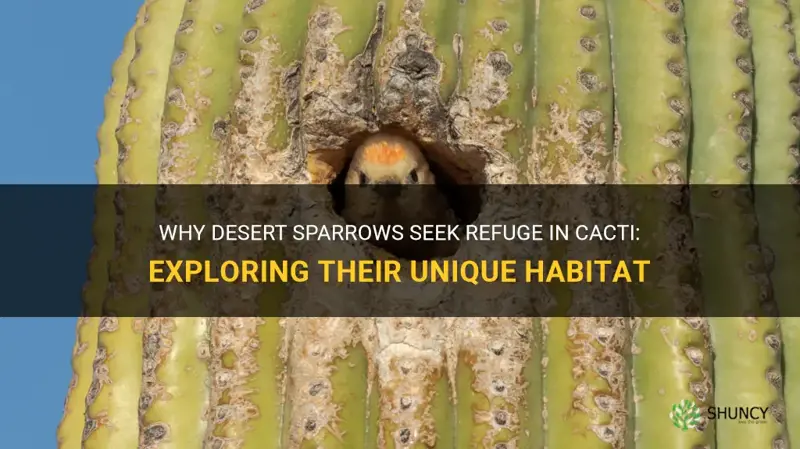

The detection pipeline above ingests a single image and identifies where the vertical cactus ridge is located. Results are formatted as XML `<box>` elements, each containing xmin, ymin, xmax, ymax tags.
<box><xmin>453</xmin><ymin>318</ymin><xmax>540</xmax><ymax>449</ymax></box>
<box><xmin>317</xmin><ymin>0</ymin><xmax>381</xmax><ymax>61</ymax></box>
<box><xmin>205</xmin><ymin>207</ymin><xmax>289</xmax><ymax>449</ymax></box>
<box><xmin>117</xmin><ymin>0</ymin><xmax>187</xmax><ymax>183</ymax></box>
<box><xmin>205</xmin><ymin>314</ymin><xmax>287</xmax><ymax>449</ymax></box>
<box><xmin>419</xmin><ymin>0</ymin><xmax>462</xmax><ymax>101</ymax></box>
<box><xmin>607</xmin><ymin>3</ymin><xmax>715</xmax><ymax>449</ymax></box>
<box><xmin>607</xmin><ymin>0</ymin><xmax>689</xmax><ymax>184</ymax></box>
<box><xmin>205</xmin><ymin>317</ymin><xmax>285</xmax><ymax>449</ymax></box>
<box><xmin>447</xmin><ymin>0</ymin><xmax>540</xmax><ymax>435</ymax></box>
<box><xmin>457</xmin><ymin>0</ymin><xmax>536</xmax><ymax>161</ymax></box>
<box><xmin>300</xmin><ymin>0</ymin><xmax>380</xmax><ymax>182</ymax></box>
<box><xmin>684</xmin><ymin>0</ymin><xmax>753</xmax><ymax>183</ymax></box>
<box><xmin>710</xmin><ymin>319</ymin><xmax>785</xmax><ymax>448</ymax></box>
<box><xmin>138</xmin><ymin>318</ymin><xmax>212</xmax><ymax>449</ymax></box>
<box><xmin>83</xmin><ymin>318</ymin><xmax>148</xmax><ymax>449</ymax></box>
<box><xmin>158</xmin><ymin>0</ymin><xmax>249</xmax><ymax>184</ymax></box>
<box><xmin>685</xmin><ymin>2</ymin><xmax>787</xmax><ymax>449</ymax></box>
<box><xmin>541</xmin><ymin>317</ymin><xmax>629</xmax><ymax>449</ymax></box>
<box><xmin>95</xmin><ymin>0</ymin><xmax>146</xmax><ymax>185</ymax></box>
<box><xmin>204</xmin><ymin>0</ymin><xmax>316</xmax><ymax>433</ymax></box>
<box><xmin>57</xmin><ymin>4</ymin><xmax>149</xmax><ymax>448</ymax></box>
<box><xmin>373</xmin><ymin>318</ymin><xmax>452</xmax><ymax>449</ymax></box>
<box><xmin>58</xmin><ymin>318</ymin><xmax>102</xmax><ymax>449</ymax></box>
<box><xmin>328</xmin><ymin>342</ymin><xmax>373</xmax><ymax>448</ymax></box>
<box><xmin>280</xmin><ymin>319</ymin><xmax>373</xmax><ymax>449</ymax></box>
<box><xmin>532</xmin><ymin>3</ymin><xmax>626</xmax><ymax>449</ymax></box>
<box><xmin>222</xmin><ymin>0</ymin><xmax>314</xmax><ymax>183</ymax></box>
<box><xmin>750</xmin><ymin>0</ymin><xmax>800</xmax><ymax>185</ymax></box>
<box><xmin>205</xmin><ymin>1</ymin><xmax>314</xmax><ymax>445</ymax></box>
<box><xmin>141</xmin><ymin>2</ymin><xmax>250</xmax><ymax>448</ymax></box>
<box><xmin>530</xmin><ymin>0</ymin><xmax>614</xmax><ymax>183</ymax></box>
<box><xmin>750</xmin><ymin>0</ymin><xmax>800</xmax><ymax>445</ymax></box>
<box><xmin>83</xmin><ymin>2</ymin><xmax>187</xmax><ymax>448</ymax></box>
<box><xmin>629</xmin><ymin>318</ymin><xmax>714</xmax><ymax>449</ymax></box>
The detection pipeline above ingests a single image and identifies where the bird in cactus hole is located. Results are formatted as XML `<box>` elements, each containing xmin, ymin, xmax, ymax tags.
<box><xmin>342</xmin><ymin>133</ymin><xmax>459</xmax><ymax>259</ymax></box>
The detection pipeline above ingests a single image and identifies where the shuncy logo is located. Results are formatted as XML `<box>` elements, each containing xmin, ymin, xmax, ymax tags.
<box><xmin>670</xmin><ymin>399</ymin><xmax>771</xmax><ymax>431</ymax></box>
<box><xmin>670</xmin><ymin>399</ymin><xmax>702</xmax><ymax>431</ymax></box>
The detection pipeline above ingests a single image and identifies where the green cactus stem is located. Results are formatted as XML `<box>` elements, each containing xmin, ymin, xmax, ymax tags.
<box><xmin>530</xmin><ymin>0</ymin><xmax>614</xmax><ymax>184</ymax></box>
<box><xmin>607</xmin><ymin>2</ymin><xmax>715</xmax><ymax>449</ymax></box>
<box><xmin>138</xmin><ymin>1</ymin><xmax>251</xmax><ymax>448</ymax></box>
<box><xmin>454</xmin><ymin>318</ymin><xmax>541</xmax><ymax>449</ymax></box>
<box><xmin>205</xmin><ymin>206</ymin><xmax>290</xmax><ymax>449</ymax></box>
<box><xmin>685</xmin><ymin>1</ymin><xmax>787</xmax><ymax>448</ymax></box>
<box><xmin>447</xmin><ymin>1</ymin><xmax>540</xmax><ymax>446</ymax></box>
<box><xmin>56</xmin><ymin>3</ymin><xmax>148</xmax><ymax>448</ymax></box>
<box><xmin>221</xmin><ymin>0</ymin><xmax>314</xmax><ymax>183</ymax></box>
<box><xmin>60</xmin><ymin>1</ymin><xmax>800</xmax><ymax>448</ymax></box>
<box><xmin>373</xmin><ymin>318</ymin><xmax>453</xmax><ymax>449</ymax></box>
<box><xmin>81</xmin><ymin>1</ymin><xmax>187</xmax><ymax>448</ymax></box>
<box><xmin>280</xmin><ymin>319</ymin><xmax>373</xmax><ymax>449</ymax></box>
<box><xmin>608</xmin><ymin>0</ymin><xmax>689</xmax><ymax>184</ymax></box>
<box><xmin>750</xmin><ymin>0</ymin><xmax>800</xmax><ymax>445</ymax></box>
<box><xmin>204</xmin><ymin>1</ymin><xmax>314</xmax><ymax>446</ymax></box>
<box><xmin>532</xmin><ymin>3</ymin><xmax>626</xmax><ymax>449</ymax></box>
<box><xmin>455</xmin><ymin>0</ymin><xmax>536</xmax><ymax>161</ymax></box>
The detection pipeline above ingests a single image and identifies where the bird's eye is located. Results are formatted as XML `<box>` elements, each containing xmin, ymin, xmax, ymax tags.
<box><xmin>408</xmin><ymin>169</ymin><xmax>419</xmax><ymax>184</ymax></box>
<box><xmin>359</xmin><ymin>171</ymin><xmax>368</xmax><ymax>184</ymax></box>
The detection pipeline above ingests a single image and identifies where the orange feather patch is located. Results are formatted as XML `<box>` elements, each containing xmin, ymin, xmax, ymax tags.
<box><xmin>361</xmin><ymin>141</ymin><xmax>408</xmax><ymax>165</ymax></box>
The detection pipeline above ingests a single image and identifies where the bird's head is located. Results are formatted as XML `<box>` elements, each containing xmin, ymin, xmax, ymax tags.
<box><xmin>345</xmin><ymin>134</ymin><xmax>435</xmax><ymax>186</ymax></box>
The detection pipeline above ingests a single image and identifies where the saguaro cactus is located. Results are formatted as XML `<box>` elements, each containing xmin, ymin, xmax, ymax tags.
<box><xmin>58</xmin><ymin>1</ymin><xmax>800</xmax><ymax>449</ymax></box>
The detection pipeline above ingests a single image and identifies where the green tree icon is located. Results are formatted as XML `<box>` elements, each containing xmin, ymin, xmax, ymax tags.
<box><xmin>670</xmin><ymin>399</ymin><xmax>702</xmax><ymax>431</ymax></box>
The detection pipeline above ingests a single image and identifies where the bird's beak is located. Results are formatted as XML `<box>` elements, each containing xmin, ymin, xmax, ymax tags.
<box><xmin>374</xmin><ymin>180</ymin><xmax>402</xmax><ymax>198</ymax></box>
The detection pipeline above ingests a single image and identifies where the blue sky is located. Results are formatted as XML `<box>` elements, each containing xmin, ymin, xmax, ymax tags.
<box><xmin>0</xmin><ymin>0</ymin><xmax>142</xmax><ymax>446</ymax></box>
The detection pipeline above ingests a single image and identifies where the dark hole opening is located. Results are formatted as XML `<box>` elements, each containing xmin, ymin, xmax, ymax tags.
<box><xmin>327</xmin><ymin>129</ymin><xmax>483</xmax><ymax>260</ymax></box>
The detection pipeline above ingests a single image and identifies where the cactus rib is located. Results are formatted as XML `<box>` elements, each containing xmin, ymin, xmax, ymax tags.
<box><xmin>531</xmin><ymin>0</ymin><xmax>614</xmax><ymax>184</ymax></box>
<box><xmin>139</xmin><ymin>1</ymin><xmax>251</xmax><ymax>448</ymax></box>
<box><xmin>750</xmin><ymin>0</ymin><xmax>800</xmax><ymax>445</ymax></box>
<box><xmin>82</xmin><ymin>2</ymin><xmax>186</xmax><ymax>448</ymax></box>
<box><xmin>221</xmin><ymin>0</ymin><xmax>314</xmax><ymax>184</ymax></box>
<box><xmin>280</xmin><ymin>319</ymin><xmax>373</xmax><ymax>449</ymax></box>
<box><xmin>457</xmin><ymin>0</ymin><xmax>535</xmax><ymax>161</ymax></box>
<box><xmin>685</xmin><ymin>1</ymin><xmax>787</xmax><ymax>449</ymax></box>
<box><xmin>205</xmin><ymin>1</ymin><xmax>316</xmax><ymax>447</ymax></box>
<box><xmin>454</xmin><ymin>318</ymin><xmax>540</xmax><ymax>449</ymax></box>
<box><xmin>450</xmin><ymin>1</ymin><xmax>540</xmax><ymax>445</ymax></box>
<box><xmin>607</xmin><ymin>2</ymin><xmax>715</xmax><ymax>449</ymax></box>
<box><xmin>371</xmin><ymin>318</ymin><xmax>453</xmax><ymax>449</ymax></box>
<box><xmin>532</xmin><ymin>2</ymin><xmax>626</xmax><ymax>449</ymax></box>
<box><xmin>56</xmin><ymin>4</ymin><xmax>147</xmax><ymax>448</ymax></box>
